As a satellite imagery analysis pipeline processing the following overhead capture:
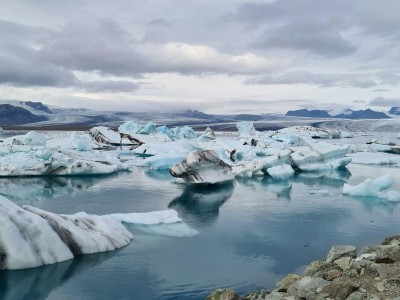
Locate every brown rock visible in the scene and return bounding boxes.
[323,269,343,281]
[276,274,301,292]
[322,281,357,300]
[206,288,240,300]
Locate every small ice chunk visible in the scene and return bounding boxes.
[267,164,295,180]
[343,174,394,197]
[236,121,257,137]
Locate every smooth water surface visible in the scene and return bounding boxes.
[1,163,400,300]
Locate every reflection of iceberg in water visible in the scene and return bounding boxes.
[0,250,118,300]
[168,183,234,226]
[236,177,292,200]
[342,195,396,216]
[293,169,352,189]
[0,175,117,204]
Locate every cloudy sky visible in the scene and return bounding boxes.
[0,0,399,114]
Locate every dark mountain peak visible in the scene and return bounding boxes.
[0,104,47,125]
[23,101,52,114]
[182,109,213,119]
[389,107,400,115]
[286,109,332,118]
[335,108,390,119]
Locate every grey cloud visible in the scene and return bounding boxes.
[245,71,376,88]
[38,19,282,76]
[369,97,400,107]
[78,80,139,93]
[254,21,356,57]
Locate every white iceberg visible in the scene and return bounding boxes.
[118,120,156,135]
[70,133,93,151]
[379,190,400,202]
[236,121,257,137]
[197,127,216,143]
[342,174,394,197]
[169,150,234,184]
[0,196,194,270]
[2,131,47,147]
[267,164,295,180]
[171,126,196,139]
[290,143,351,171]
[346,152,400,165]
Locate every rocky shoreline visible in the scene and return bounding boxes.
[207,236,400,300]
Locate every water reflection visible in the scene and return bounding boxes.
[0,175,117,204]
[168,183,234,226]
[294,169,351,188]
[0,251,118,300]
[236,177,292,200]
[343,195,397,216]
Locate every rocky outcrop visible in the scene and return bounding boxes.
[207,236,400,300]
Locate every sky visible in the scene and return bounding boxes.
[0,0,399,114]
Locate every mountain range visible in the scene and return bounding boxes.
[0,100,395,128]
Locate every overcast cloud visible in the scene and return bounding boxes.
[0,0,399,113]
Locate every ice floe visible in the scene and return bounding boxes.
[342,174,394,197]
[169,150,234,184]
[0,196,194,270]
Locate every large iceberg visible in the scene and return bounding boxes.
[0,196,192,270]
[290,143,351,171]
[169,150,234,184]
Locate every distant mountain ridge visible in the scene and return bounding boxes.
[389,107,400,115]
[286,109,332,118]
[335,109,390,119]
[0,104,47,125]
[286,108,390,119]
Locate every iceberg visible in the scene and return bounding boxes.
[236,121,257,137]
[342,174,394,197]
[290,143,351,171]
[267,164,295,180]
[89,126,141,146]
[379,190,400,202]
[171,126,196,139]
[346,152,400,165]
[2,131,47,147]
[276,126,340,139]
[0,196,193,270]
[169,150,234,184]
[197,127,216,143]
[118,120,156,135]
[70,133,93,151]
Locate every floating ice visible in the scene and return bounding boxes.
[347,152,400,165]
[290,143,351,171]
[171,126,196,139]
[89,126,141,146]
[236,121,257,137]
[379,190,400,202]
[169,150,234,184]
[2,131,46,147]
[197,127,216,142]
[267,164,295,180]
[342,174,394,197]
[0,196,193,270]
[118,120,156,135]
[71,133,93,151]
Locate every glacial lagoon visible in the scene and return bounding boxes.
[1,162,400,300]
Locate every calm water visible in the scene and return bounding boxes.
[1,163,400,299]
